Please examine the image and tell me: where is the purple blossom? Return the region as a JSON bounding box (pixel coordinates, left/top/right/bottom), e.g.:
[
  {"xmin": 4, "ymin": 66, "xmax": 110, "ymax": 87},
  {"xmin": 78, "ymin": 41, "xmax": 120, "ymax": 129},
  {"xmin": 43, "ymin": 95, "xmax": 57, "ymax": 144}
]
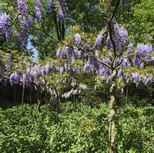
[
  {"xmin": 133, "ymin": 43, "xmax": 153, "ymax": 65},
  {"xmin": 15, "ymin": 34, "xmax": 21, "ymax": 44},
  {"xmin": 6, "ymin": 64, "xmax": 11, "ymax": 72},
  {"xmin": 25, "ymin": 69, "xmax": 33, "ymax": 84},
  {"xmin": 73, "ymin": 49, "xmax": 81, "ymax": 57},
  {"xmin": 25, "ymin": 15, "xmax": 34, "ymax": 29},
  {"xmin": 26, "ymin": 68, "xmax": 31, "ymax": 76},
  {"xmin": 98, "ymin": 66, "xmax": 110, "ymax": 77},
  {"xmin": 136, "ymin": 43, "xmax": 147, "ymax": 55},
  {"xmin": 84, "ymin": 62, "xmax": 95, "ymax": 73},
  {"xmin": 56, "ymin": 48, "xmax": 62, "ymax": 59},
  {"xmin": 126, "ymin": 43, "xmax": 133, "ymax": 55},
  {"xmin": 34, "ymin": 0, "xmax": 42, "ymax": 21},
  {"xmin": 22, "ymin": 74, "xmax": 27, "ymax": 88},
  {"xmin": 102, "ymin": 57, "xmax": 111, "ymax": 64},
  {"xmin": 140, "ymin": 62, "xmax": 144, "ymax": 70},
  {"xmin": 46, "ymin": 0, "xmax": 54, "ymax": 8},
  {"xmin": 132, "ymin": 53, "xmax": 141, "ymax": 65},
  {"xmin": 66, "ymin": 44, "xmax": 73, "ymax": 62},
  {"xmin": 132, "ymin": 73, "xmax": 140, "ymax": 84},
  {"xmin": 34, "ymin": 6, "xmax": 42, "ymax": 21},
  {"xmin": 74, "ymin": 33, "xmax": 81, "ymax": 46},
  {"xmin": 44, "ymin": 63, "xmax": 51, "ymax": 75},
  {"xmin": 17, "ymin": 0, "xmax": 28, "ymax": 15},
  {"xmin": 59, "ymin": 66, "xmax": 64, "ymax": 74},
  {"xmin": 34, "ymin": 0, "xmax": 42, "ymax": 7},
  {"xmin": 5, "ymin": 28, "xmax": 12, "ymax": 42},
  {"xmin": 57, "ymin": 0, "xmax": 68, "ymax": 22},
  {"xmin": 54, "ymin": 66, "xmax": 60, "ymax": 72},
  {"xmin": 10, "ymin": 72, "xmax": 20, "ymax": 85},
  {"xmin": 95, "ymin": 33, "xmax": 103, "ymax": 49},
  {"xmin": 106, "ymin": 23, "xmax": 128, "ymax": 52},
  {"xmin": 117, "ymin": 69, "xmax": 122, "ymax": 78},
  {"xmin": 41, "ymin": 69, "xmax": 45, "ymax": 76},
  {"xmin": 0, "ymin": 13, "xmax": 12, "ymax": 41},
  {"xmin": 121, "ymin": 58, "xmax": 130, "ymax": 68},
  {"xmin": 32, "ymin": 69, "xmax": 42, "ymax": 79},
  {"xmin": 58, "ymin": 9, "xmax": 65, "ymax": 22},
  {"xmin": 16, "ymin": 70, "xmax": 22, "ymax": 76},
  {"xmin": 83, "ymin": 44, "xmax": 91, "ymax": 51}
]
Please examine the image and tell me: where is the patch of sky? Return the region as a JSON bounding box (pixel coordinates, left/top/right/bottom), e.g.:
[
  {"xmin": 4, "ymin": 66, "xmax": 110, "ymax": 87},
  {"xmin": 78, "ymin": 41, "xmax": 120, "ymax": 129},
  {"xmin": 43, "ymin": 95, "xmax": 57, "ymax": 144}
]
[{"xmin": 27, "ymin": 38, "xmax": 38, "ymax": 58}]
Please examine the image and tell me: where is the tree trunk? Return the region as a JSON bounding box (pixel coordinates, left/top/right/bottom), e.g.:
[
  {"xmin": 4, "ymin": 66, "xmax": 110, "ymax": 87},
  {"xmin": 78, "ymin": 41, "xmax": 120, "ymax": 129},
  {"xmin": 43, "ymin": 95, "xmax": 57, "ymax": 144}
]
[
  {"xmin": 108, "ymin": 70, "xmax": 117, "ymax": 153},
  {"xmin": 21, "ymin": 87, "xmax": 25, "ymax": 104},
  {"xmin": 37, "ymin": 89, "xmax": 41, "ymax": 112}
]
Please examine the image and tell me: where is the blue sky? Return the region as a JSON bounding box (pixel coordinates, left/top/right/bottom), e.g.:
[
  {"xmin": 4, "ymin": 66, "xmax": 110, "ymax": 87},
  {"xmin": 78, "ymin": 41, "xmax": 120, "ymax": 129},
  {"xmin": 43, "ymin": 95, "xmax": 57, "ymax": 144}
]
[{"xmin": 27, "ymin": 40, "xmax": 38, "ymax": 58}]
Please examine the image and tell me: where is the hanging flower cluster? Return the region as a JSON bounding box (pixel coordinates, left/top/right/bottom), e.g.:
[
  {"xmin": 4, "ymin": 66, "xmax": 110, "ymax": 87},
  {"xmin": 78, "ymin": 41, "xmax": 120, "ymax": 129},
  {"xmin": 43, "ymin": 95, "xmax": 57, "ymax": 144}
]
[
  {"xmin": 34, "ymin": 0, "xmax": 42, "ymax": 21},
  {"xmin": 133, "ymin": 43, "xmax": 153, "ymax": 65},
  {"xmin": 17, "ymin": 0, "xmax": 28, "ymax": 16},
  {"xmin": 106, "ymin": 23, "xmax": 128, "ymax": 52},
  {"xmin": 0, "ymin": 13, "xmax": 12, "ymax": 41}
]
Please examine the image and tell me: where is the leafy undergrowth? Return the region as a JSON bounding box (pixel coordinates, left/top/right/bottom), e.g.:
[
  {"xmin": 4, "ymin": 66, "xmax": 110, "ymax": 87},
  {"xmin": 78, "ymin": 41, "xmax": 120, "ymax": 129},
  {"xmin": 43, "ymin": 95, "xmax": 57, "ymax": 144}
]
[{"xmin": 0, "ymin": 102, "xmax": 154, "ymax": 153}]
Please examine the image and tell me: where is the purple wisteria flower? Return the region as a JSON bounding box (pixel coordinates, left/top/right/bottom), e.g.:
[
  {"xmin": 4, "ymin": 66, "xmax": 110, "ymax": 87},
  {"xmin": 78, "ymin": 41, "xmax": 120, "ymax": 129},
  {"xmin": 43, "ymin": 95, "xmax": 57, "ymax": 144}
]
[
  {"xmin": 117, "ymin": 69, "xmax": 122, "ymax": 78},
  {"xmin": 73, "ymin": 49, "xmax": 81, "ymax": 57},
  {"xmin": 44, "ymin": 63, "xmax": 51, "ymax": 75},
  {"xmin": 17, "ymin": 0, "xmax": 28, "ymax": 15},
  {"xmin": 34, "ymin": 0, "xmax": 42, "ymax": 7},
  {"xmin": 132, "ymin": 73, "xmax": 140, "ymax": 85},
  {"xmin": 133, "ymin": 43, "xmax": 153, "ymax": 65},
  {"xmin": 140, "ymin": 62, "xmax": 144, "ymax": 70},
  {"xmin": 32, "ymin": 69, "xmax": 42, "ymax": 79},
  {"xmin": 59, "ymin": 66, "xmax": 64, "ymax": 74},
  {"xmin": 66, "ymin": 44, "xmax": 73, "ymax": 61},
  {"xmin": 21, "ymin": 15, "xmax": 33, "ymax": 30},
  {"xmin": 96, "ymin": 57, "xmax": 111, "ymax": 77},
  {"xmin": 10, "ymin": 72, "xmax": 20, "ymax": 85},
  {"xmin": 57, "ymin": 0, "xmax": 68, "ymax": 22},
  {"xmin": 74, "ymin": 33, "xmax": 81, "ymax": 46},
  {"xmin": 56, "ymin": 48, "xmax": 63, "ymax": 59},
  {"xmin": 126, "ymin": 43, "xmax": 133, "ymax": 55},
  {"xmin": 84, "ymin": 61, "xmax": 95, "ymax": 73},
  {"xmin": 58, "ymin": 9, "xmax": 65, "ymax": 22},
  {"xmin": 34, "ymin": 0, "xmax": 42, "ymax": 21},
  {"xmin": 95, "ymin": 33, "xmax": 103, "ymax": 49},
  {"xmin": 22, "ymin": 74, "xmax": 27, "ymax": 88},
  {"xmin": 83, "ymin": 44, "xmax": 91, "ymax": 51},
  {"xmin": 0, "ymin": 13, "xmax": 12, "ymax": 41},
  {"xmin": 34, "ymin": 6, "xmax": 42, "ymax": 21},
  {"xmin": 46, "ymin": 0, "xmax": 54, "ymax": 8},
  {"xmin": 106, "ymin": 23, "xmax": 128, "ymax": 52}
]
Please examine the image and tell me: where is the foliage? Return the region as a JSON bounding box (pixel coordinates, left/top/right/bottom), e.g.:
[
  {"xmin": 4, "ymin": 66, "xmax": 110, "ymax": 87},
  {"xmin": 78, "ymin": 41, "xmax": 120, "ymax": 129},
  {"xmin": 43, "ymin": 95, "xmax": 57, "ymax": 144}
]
[
  {"xmin": 117, "ymin": 104, "xmax": 154, "ymax": 153},
  {"xmin": 125, "ymin": 0, "xmax": 154, "ymax": 44},
  {"xmin": 0, "ymin": 103, "xmax": 154, "ymax": 152}
]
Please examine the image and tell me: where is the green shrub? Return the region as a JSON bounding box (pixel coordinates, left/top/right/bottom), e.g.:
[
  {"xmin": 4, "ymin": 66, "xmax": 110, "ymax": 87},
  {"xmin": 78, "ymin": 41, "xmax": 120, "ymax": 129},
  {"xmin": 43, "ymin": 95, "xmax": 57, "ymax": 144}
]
[{"xmin": 0, "ymin": 103, "xmax": 153, "ymax": 152}]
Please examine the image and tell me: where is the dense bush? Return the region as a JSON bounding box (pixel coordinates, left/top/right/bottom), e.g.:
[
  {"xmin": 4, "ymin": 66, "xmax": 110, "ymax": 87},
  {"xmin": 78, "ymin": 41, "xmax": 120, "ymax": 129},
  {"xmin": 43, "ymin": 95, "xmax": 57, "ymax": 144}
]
[{"xmin": 0, "ymin": 103, "xmax": 153, "ymax": 152}]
